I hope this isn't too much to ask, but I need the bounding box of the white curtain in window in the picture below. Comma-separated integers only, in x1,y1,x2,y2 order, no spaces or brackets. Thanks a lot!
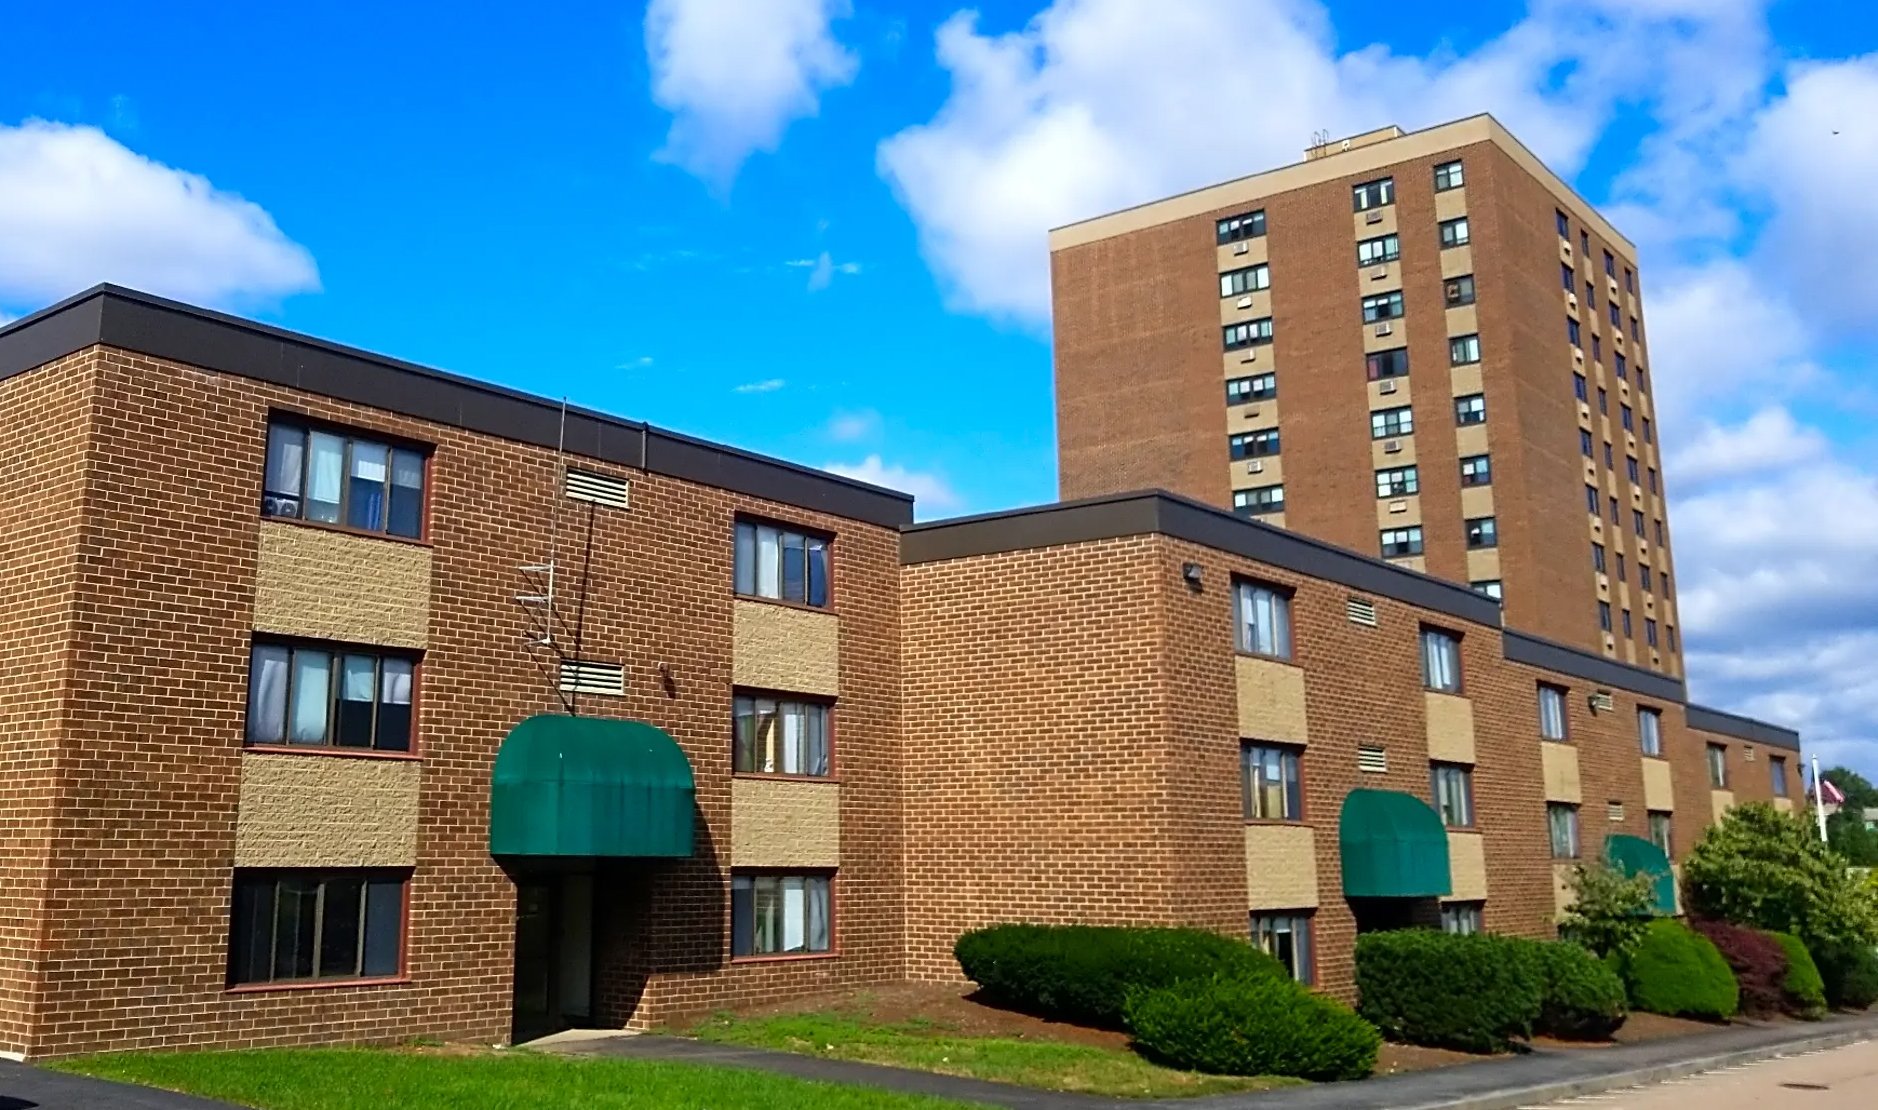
307,432,345,521
289,651,331,742
1540,692,1565,738
248,646,290,742
780,704,804,775
342,655,376,703
265,428,304,497
381,658,413,705
1423,634,1457,690
390,449,423,492
806,878,831,951
806,705,829,776
781,877,806,952
756,526,781,598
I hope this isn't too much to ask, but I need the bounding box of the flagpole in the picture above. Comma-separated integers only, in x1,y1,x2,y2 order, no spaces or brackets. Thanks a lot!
1813,755,1830,843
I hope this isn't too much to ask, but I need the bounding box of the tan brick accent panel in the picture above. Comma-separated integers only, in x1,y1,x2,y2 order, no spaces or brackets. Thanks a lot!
1642,758,1675,811
1541,743,1582,803
1426,693,1475,763
1244,825,1319,909
1447,831,1488,902
1774,796,1794,814
1236,657,1309,745
1711,789,1735,823
732,601,839,696
234,753,420,867
730,778,840,869
253,523,431,648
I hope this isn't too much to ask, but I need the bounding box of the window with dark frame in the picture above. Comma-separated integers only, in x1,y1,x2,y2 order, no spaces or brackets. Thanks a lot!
1439,217,1471,249
1562,263,1576,291
1460,455,1491,487
1251,912,1314,984
1592,543,1606,573
1235,580,1293,659
1442,902,1484,935
1639,708,1663,756
1549,804,1581,859
1539,684,1568,740
1615,353,1627,380
1599,601,1613,632
1371,406,1414,438
1556,210,1570,237
1449,334,1482,366
1466,516,1498,549
1585,484,1598,513
1445,275,1477,307
1604,250,1615,276
1568,317,1582,347
263,421,426,539
1233,485,1285,517
1230,430,1281,459
246,641,415,752
1376,466,1419,498
1242,743,1303,821
1224,318,1275,350
1648,811,1673,856
1366,348,1409,381
1771,756,1789,797
1434,161,1464,191
1646,618,1659,648
735,521,831,608
1362,291,1404,322
1472,580,1502,602
1598,387,1608,414
1421,627,1462,692
1581,429,1594,457
1592,334,1601,362
731,873,833,957
1381,526,1424,558
1226,373,1277,404
1707,744,1729,789
1219,263,1271,297
733,695,831,777
228,869,406,986
1216,210,1266,243
1358,234,1401,267
1574,373,1588,401
1455,394,1486,425
1353,178,1395,211
1432,762,1475,827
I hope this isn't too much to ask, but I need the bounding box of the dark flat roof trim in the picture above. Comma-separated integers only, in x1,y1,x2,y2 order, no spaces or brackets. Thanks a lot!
1687,704,1801,751
905,491,1503,626
1501,630,1686,703
0,286,913,528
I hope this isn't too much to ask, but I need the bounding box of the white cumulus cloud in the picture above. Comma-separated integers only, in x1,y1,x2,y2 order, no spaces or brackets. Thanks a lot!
647,0,857,187
0,120,318,312
733,378,787,394
825,454,962,516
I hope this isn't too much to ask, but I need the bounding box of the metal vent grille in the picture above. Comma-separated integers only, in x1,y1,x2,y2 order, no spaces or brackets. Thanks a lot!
566,468,630,509
558,660,626,696
1346,597,1378,627
1608,801,1625,823
1588,690,1615,713
1357,745,1388,774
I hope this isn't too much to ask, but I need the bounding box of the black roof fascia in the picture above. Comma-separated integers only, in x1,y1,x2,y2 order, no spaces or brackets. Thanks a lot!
1686,704,1802,751
1501,629,1687,703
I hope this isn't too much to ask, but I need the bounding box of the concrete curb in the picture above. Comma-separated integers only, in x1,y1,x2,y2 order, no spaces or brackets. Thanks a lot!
1392,1024,1878,1110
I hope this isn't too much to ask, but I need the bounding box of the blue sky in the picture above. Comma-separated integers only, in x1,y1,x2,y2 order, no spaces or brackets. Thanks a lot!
3,0,1878,771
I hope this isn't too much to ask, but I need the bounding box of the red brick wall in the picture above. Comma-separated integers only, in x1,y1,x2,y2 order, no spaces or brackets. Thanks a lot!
0,351,99,1056
14,346,906,1056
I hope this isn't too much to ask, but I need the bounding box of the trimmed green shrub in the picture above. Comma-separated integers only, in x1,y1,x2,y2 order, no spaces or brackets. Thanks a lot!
1613,920,1738,1021
1510,938,1628,1040
953,925,1284,1029
1127,975,1380,1082
1689,919,1786,1017
1767,931,1827,1019
1355,930,1542,1052
1812,939,1878,1011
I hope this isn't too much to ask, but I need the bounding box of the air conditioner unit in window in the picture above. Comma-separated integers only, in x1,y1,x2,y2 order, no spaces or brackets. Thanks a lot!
1389,499,1407,513
1567,293,1578,310
1573,349,1584,363
1248,459,1263,473
1370,266,1389,280
1236,296,1252,309
1589,690,1615,713
1240,350,1258,363
1378,380,1398,394
1233,241,1250,255
1374,322,1393,336
1365,210,1385,225
1384,439,1402,454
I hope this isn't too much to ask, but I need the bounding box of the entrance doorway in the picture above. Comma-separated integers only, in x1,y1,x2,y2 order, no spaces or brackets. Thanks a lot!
510,872,594,1044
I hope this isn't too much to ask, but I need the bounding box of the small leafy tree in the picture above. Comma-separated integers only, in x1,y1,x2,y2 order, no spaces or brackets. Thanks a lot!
1824,768,1878,866
1559,861,1656,957
1682,803,1878,947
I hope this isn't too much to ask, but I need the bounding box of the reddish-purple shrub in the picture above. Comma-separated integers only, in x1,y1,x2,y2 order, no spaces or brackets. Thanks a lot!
1690,918,1787,1017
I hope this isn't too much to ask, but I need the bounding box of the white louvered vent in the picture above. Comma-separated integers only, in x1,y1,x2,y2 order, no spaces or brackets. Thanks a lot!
559,660,626,697
566,468,631,509
1744,745,1757,763
1346,596,1378,627
1588,690,1615,713
1357,745,1388,774
1608,801,1625,823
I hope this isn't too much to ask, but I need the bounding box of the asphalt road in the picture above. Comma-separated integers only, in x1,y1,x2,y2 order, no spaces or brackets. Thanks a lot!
1526,1038,1878,1109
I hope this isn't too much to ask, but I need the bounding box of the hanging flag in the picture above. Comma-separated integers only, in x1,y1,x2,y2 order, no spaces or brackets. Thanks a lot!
1819,775,1846,806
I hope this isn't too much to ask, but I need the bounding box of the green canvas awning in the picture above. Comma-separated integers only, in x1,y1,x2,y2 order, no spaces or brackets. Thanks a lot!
1340,789,1452,898
1605,834,1677,915
490,715,695,858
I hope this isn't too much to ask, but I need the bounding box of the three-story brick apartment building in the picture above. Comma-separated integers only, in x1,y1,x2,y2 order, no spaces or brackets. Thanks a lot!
0,286,1796,1058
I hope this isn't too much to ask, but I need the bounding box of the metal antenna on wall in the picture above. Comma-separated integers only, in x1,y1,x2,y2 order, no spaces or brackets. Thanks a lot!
518,399,577,713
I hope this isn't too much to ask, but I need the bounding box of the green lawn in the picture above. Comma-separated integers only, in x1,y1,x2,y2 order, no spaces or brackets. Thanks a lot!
689,1012,1303,1099
50,1047,980,1110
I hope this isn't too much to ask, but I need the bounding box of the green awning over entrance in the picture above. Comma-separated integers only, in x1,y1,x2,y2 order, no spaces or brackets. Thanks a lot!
490,715,695,858
1340,789,1453,898
1605,834,1677,915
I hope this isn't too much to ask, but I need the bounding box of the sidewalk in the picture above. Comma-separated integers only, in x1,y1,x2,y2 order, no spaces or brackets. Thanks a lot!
540,1012,1878,1110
